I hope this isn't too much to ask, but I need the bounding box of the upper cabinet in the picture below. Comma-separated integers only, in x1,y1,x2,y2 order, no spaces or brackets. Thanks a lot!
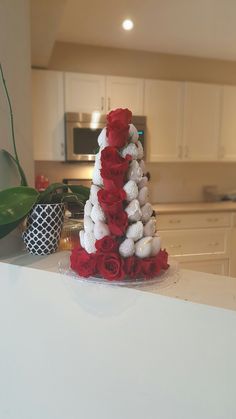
106,76,144,115
144,80,184,161
219,85,236,161
182,82,221,161
64,73,106,113
32,69,236,163
64,73,144,115
145,80,222,162
32,69,65,161
32,70,144,162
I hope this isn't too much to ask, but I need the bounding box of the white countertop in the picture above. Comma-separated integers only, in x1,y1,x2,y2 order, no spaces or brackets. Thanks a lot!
153,201,236,214
0,261,236,419
2,250,236,311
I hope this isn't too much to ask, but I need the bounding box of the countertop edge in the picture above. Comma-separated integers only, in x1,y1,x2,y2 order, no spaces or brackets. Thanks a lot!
152,201,236,214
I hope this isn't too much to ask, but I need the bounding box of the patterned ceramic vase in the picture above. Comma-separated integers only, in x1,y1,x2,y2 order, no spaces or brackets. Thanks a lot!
22,203,65,255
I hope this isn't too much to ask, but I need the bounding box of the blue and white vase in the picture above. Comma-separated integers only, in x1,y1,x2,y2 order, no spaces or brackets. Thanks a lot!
22,203,65,255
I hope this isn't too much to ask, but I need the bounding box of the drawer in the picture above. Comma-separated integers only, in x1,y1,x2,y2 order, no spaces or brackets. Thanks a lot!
157,212,231,230
180,259,229,276
161,228,229,256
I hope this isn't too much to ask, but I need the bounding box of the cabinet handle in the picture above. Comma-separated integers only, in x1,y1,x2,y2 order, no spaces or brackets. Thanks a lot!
178,146,182,159
169,219,181,224
219,146,225,159
206,217,219,223
184,145,189,159
108,97,111,111
170,244,182,249
61,143,65,156
101,96,105,111
208,241,219,247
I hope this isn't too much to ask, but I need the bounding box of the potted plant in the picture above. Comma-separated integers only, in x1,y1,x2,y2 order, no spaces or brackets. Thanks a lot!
0,63,89,254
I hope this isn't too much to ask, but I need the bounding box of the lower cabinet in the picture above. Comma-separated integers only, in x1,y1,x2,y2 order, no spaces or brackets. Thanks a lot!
157,210,235,277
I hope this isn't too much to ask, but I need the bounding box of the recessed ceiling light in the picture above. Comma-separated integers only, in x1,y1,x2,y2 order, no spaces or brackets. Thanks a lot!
122,19,134,31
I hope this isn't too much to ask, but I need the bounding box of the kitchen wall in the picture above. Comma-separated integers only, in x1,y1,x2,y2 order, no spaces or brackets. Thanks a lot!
35,160,236,204
36,42,236,203
49,42,236,85
0,0,33,188
0,0,33,256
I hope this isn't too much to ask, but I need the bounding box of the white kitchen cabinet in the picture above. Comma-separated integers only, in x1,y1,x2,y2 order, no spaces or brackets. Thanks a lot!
64,73,144,115
106,76,144,115
33,70,236,163
32,69,65,161
157,211,231,230
157,210,234,276
219,85,236,161
160,228,229,257
182,82,221,161
64,72,106,113
144,80,221,162
144,80,184,161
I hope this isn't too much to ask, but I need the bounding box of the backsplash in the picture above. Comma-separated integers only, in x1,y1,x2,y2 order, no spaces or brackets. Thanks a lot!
35,161,236,203
147,162,236,203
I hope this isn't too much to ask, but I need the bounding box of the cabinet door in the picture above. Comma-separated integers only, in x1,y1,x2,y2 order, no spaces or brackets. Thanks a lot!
144,80,184,162
32,70,65,161
106,76,144,115
160,229,229,257
183,82,221,161
64,73,106,113
220,85,236,161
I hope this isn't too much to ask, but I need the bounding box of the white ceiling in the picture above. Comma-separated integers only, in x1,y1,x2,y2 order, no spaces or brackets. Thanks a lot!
31,0,236,66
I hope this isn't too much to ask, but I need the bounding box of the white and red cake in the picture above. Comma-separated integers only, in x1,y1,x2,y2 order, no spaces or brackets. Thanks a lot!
70,108,168,281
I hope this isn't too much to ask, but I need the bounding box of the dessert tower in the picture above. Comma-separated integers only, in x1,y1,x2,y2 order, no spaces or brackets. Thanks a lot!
70,108,168,280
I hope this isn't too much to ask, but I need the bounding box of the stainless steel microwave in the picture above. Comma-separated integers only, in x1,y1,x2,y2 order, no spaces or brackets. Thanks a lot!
65,112,146,162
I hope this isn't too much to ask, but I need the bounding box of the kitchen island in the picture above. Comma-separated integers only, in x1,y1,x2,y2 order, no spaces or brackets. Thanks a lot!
0,259,236,419
2,249,236,311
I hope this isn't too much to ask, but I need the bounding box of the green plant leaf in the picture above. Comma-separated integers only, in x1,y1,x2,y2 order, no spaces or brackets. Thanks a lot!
0,187,39,226
62,193,84,206
1,149,28,186
68,185,90,201
38,183,68,204
0,219,23,239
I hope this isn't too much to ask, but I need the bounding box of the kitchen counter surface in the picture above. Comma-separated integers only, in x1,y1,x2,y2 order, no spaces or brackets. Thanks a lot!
153,200,236,214
2,250,236,311
0,260,236,419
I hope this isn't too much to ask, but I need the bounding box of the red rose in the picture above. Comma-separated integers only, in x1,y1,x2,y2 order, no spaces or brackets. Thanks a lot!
157,249,169,270
101,146,124,163
107,108,132,126
70,245,83,271
141,257,161,279
100,146,131,189
95,236,118,253
107,121,129,148
97,188,126,214
98,252,125,281
70,249,97,278
107,211,128,236
124,256,142,279
106,109,132,148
